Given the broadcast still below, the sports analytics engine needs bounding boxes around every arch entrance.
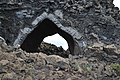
[43,33,68,50]
[14,12,81,55]
[20,19,75,54]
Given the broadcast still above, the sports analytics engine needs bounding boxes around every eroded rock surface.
[0,0,120,80]
[0,0,120,53]
[0,43,120,80]
[39,42,69,58]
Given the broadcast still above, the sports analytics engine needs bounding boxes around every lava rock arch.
[20,18,74,54]
[14,12,81,55]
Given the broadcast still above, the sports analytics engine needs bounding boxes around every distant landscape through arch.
[20,19,75,54]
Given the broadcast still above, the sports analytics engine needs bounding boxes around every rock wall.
[0,0,120,55]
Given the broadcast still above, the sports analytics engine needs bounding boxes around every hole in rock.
[20,19,75,57]
[43,33,68,50]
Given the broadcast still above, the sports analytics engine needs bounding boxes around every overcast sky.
[43,0,120,50]
[43,33,68,50]
[113,0,120,8]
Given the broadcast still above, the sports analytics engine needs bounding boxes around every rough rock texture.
[0,42,120,80]
[0,0,120,55]
[39,42,70,58]
[0,0,120,79]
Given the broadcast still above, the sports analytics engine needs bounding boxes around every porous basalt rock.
[0,0,120,55]
[39,42,69,58]
[0,0,120,79]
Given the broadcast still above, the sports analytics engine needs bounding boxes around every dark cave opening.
[20,19,75,55]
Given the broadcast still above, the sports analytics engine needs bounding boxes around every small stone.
[89,33,99,40]
[104,65,113,76]
[15,52,22,58]
[85,2,93,8]
[0,36,6,45]
[90,42,104,50]
[2,72,16,80]
[0,36,9,51]
[0,68,7,74]
[70,60,81,71]
[88,57,97,62]
[36,72,46,79]
[103,44,119,55]
[54,10,63,19]
[67,78,72,80]
[25,58,34,63]
[46,55,67,64]
[0,60,9,66]
[67,76,81,80]
[56,71,64,77]
[92,42,104,48]
[38,52,47,59]
[55,61,69,70]
[24,75,32,80]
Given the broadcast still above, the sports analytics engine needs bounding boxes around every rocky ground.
[0,41,120,80]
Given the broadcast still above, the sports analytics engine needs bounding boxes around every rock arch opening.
[20,19,75,55]
[43,33,68,50]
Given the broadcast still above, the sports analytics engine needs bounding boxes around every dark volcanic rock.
[39,42,69,58]
[0,0,120,80]
[0,48,119,80]
[0,0,120,55]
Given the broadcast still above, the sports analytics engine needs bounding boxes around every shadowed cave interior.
[20,19,75,55]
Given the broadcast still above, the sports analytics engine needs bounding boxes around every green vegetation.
[111,64,120,75]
